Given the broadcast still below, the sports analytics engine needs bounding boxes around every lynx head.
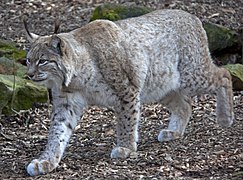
[24,19,73,89]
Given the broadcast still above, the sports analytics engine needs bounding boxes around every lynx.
[24,9,233,176]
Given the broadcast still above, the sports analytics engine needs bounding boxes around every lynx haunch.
[24,9,234,176]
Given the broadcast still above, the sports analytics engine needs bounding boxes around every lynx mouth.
[32,78,47,82]
[25,76,47,82]
[31,74,48,82]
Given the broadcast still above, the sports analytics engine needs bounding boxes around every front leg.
[27,102,84,176]
[111,87,140,159]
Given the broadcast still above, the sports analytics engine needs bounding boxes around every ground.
[0,0,243,179]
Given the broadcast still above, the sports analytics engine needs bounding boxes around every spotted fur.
[24,9,234,176]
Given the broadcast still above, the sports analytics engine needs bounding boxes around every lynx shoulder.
[24,9,233,176]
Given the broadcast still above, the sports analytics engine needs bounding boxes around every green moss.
[224,64,243,81]
[11,82,48,113]
[224,64,243,91]
[90,3,153,21]
[0,39,26,61]
[203,22,239,52]
[0,80,12,113]
[0,74,48,115]
[0,57,27,77]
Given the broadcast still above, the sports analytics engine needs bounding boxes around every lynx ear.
[49,36,73,87]
[49,35,63,56]
[23,16,39,42]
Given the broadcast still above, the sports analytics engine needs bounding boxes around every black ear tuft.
[54,19,61,34]
[23,15,31,37]
[22,15,39,42]
[50,35,63,56]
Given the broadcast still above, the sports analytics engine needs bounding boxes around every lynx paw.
[27,159,55,176]
[217,116,233,128]
[110,147,133,159]
[158,130,181,142]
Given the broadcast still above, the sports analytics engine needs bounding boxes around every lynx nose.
[26,70,35,79]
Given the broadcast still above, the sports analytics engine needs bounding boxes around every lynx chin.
[24,9,233,176]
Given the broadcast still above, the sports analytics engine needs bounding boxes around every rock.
[0,39,26,62]
[90,3,153,21]
[241,31,243,64]
[0,39,48,115]
[0,76,12,115]
[224,64,243,91]
[203,22,241,65]
[203,22,240,53]
[205,23,242,65]
[0,57,27,78]
[0,74,48,115]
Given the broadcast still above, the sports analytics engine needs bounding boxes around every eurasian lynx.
[24,9,233,176]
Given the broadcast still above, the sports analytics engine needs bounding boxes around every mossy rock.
[0,74,48,115]
[90,3,153,21]
[0,39,48,115]
[0,57,27,77]
[203,22,239,53]
[0,78,12,114]
[224,64,243,91]
[0,39,26,61]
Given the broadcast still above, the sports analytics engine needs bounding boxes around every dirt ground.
[0,0,243,179]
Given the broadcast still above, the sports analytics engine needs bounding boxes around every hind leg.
[181,65,233,128]
[213,68,234,127]
[158,91,192,142]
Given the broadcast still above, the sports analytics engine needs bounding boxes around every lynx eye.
[38,59,49,66]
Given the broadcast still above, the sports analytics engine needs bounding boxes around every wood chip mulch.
[0,0,242,179]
